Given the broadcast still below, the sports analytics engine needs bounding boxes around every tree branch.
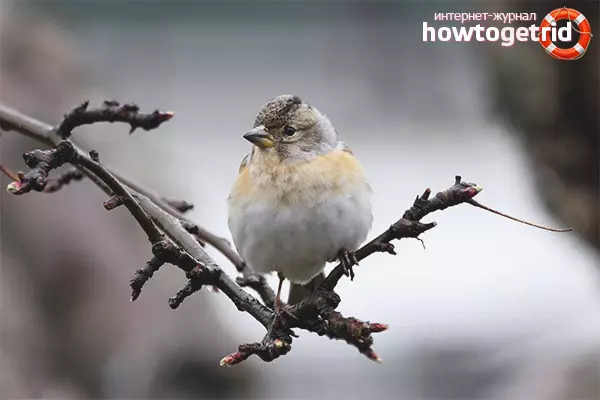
[321,179,482,291]
[0,100,482,366]
[0,102,275,306]
[134,195,274,326]
[220,178,482,365]
[56,100,174,138]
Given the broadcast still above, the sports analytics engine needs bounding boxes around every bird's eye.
[283,126,296,136]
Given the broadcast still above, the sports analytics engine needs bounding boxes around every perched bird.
[227,94,373,312]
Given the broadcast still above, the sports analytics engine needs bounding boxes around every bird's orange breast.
[231,149,366,205]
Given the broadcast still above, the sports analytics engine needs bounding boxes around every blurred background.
[0,0,598,399]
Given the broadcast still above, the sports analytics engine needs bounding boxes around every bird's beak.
[243,126,275,148]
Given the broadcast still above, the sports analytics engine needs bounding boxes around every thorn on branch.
[130,256,165,302]
[181,221,206,247]
[181,221,199,235]
[169,263,221,308]
[55,100,174,139]
[164,198,194,213]
[89,150,100,162]
[169,278,203,309]
[103,100,120,107]
[103,195,127,210]
[372,242,396,255]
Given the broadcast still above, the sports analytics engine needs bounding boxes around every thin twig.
[0,164,20,182]
[467,199,573,232]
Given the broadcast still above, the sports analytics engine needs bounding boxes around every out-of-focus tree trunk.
[487,1,599,399]
[487,0,599,251]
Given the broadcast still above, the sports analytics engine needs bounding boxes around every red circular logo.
[539,7,593,60]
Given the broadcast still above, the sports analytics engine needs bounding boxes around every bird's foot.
[337,248,359,281]
[272,296,299,330]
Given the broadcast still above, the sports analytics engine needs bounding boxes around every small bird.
[227,94,373,313]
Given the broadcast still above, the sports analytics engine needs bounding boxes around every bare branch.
[110,165,276,307]
[6,142,79,194]
[130,255,165,302]
[2,107,270,323]
[321,177,482,291]
[133,194,274,327]
[0,103,275,306]
[181,220,275,308]
[44,168,85,192]
[56,100,174,139]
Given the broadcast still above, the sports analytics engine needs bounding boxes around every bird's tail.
[287,272,326,305]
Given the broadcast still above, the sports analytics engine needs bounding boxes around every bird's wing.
[238,153,250,173]
[336,140,354,155]
[337,140,373,194]
[238,145,258,173]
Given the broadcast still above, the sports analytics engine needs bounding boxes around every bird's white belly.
[229,190,372,283]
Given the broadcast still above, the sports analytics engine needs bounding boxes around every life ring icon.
[539,7,593,60]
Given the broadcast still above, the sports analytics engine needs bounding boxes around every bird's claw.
[272,302,299,329]
[338,248,359,281]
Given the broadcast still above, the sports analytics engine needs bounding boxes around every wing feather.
[336,141,354,156]
[238,153,250,172]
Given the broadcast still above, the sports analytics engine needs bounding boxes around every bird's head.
[243,95,337,161]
